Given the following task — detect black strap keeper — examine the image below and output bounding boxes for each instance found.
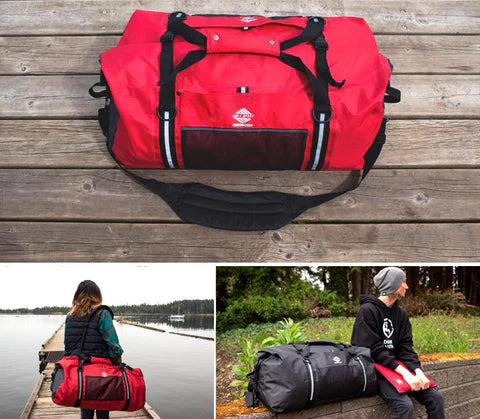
[160,31,174,42]
[315,37,329,50]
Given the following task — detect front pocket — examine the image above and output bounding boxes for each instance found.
[177,90,313,170]
[181,127,307,170]
[84,375,124,401]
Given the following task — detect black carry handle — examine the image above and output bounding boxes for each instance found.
[292,339,350,358]
[78,305,109,354]
[114,118,386,231]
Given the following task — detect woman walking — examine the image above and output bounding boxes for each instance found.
[64,280,123,419]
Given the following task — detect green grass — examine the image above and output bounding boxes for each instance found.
[217,314,480,355]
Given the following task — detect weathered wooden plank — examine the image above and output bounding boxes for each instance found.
[0,0,479,35]
[1,35,479,75]
[1,120,478,168]
[0,75,479,118]
[1,169,479,222]
[20,373,44,419]
[1,222,479,262]
[0,35,118,75]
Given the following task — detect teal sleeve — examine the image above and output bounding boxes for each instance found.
[98,310,124,359]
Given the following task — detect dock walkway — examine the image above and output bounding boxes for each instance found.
[21,323,160,419]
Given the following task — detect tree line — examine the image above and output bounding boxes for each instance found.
[0,299,214,315]
[217,266,480,311]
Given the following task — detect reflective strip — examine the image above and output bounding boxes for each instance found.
[356,356,367,393]
[311,112,325,170]
[164,111,175,168]
[305,359,314,401]
[76,367,83,405]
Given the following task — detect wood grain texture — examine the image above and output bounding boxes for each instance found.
[0,0,479,35]
[1,169,479,222]
[1,222,479,262]
[0,120,479,168]
[1,35,479,75]
[1,75,479,118]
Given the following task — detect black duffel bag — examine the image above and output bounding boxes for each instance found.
[246,340,377,413]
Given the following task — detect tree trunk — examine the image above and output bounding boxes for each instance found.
[352,269,361,302]
[444,266,453,291]
[406,267,419,296]
[458,267,467,295]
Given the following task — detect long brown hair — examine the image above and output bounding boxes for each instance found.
[70,280,103,317]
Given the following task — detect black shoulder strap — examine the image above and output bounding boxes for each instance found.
[105,119,387,231]
[78,305,109,354]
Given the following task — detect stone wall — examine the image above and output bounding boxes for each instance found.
[226,359,480,419]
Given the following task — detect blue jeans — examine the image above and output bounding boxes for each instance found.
[80,409,109,419]
[377,375,445,419]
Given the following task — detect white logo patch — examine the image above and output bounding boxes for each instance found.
[101,371,108,378]
[383,318,394,339]
[233,108,254,127]
[395,378,404,385]
[333,356,342,364]
[241,16,257,23]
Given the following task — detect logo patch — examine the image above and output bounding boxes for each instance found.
[241,16,257,23]
[101,371,108,378]
[395,378,404,385]
[383,318,394,339]
[333,356,342,364]
[233,108,254,127]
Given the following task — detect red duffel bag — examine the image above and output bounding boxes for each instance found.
[51,307,146,411]
[89,10,401,231]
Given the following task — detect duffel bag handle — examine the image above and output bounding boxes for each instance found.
[112,118,385,231]
[292,340,351,358]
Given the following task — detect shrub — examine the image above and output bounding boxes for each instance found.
[217,295,308,333]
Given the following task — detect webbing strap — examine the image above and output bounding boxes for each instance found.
[158,12,207,169]
[105,118,387,231]
[279,16,345,171]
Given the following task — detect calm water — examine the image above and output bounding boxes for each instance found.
[124,314,214,338]
[0,315,214,419]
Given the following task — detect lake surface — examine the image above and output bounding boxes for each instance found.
[0,314,214,419]
[124,314,214,338]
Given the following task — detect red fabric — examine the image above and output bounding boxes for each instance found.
[52,356,146,411]
[375,361,437,393]
[101,10,391,170]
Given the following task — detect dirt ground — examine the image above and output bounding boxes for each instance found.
[216,346,239,404]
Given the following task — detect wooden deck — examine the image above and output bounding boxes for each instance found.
[0,0,479,262]
[21,323,160,419]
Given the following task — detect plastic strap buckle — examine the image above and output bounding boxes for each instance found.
[314,37,328,51]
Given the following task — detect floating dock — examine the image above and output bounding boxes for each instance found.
[21,322,161,419]
[117,318,214,341]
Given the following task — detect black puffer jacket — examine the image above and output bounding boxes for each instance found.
[64,306,114,359]
[351,295,421,371]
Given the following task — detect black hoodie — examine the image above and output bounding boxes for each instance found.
[351,295,421,371]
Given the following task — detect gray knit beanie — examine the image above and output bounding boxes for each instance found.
[374,267,406,296]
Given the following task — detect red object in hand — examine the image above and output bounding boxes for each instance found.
[375,361,437,393]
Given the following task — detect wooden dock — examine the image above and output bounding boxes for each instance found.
[0,0,479,262]
[117,318,215,341]
[21,324,161,419]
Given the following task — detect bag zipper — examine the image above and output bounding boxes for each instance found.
[304,358,314,401]
[355,356,367,393]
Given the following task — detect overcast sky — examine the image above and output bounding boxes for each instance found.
[0,264,215,309]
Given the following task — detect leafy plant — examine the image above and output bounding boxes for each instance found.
[262,318,307,347]
[230,318,307,396]
[229,338,262,397]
